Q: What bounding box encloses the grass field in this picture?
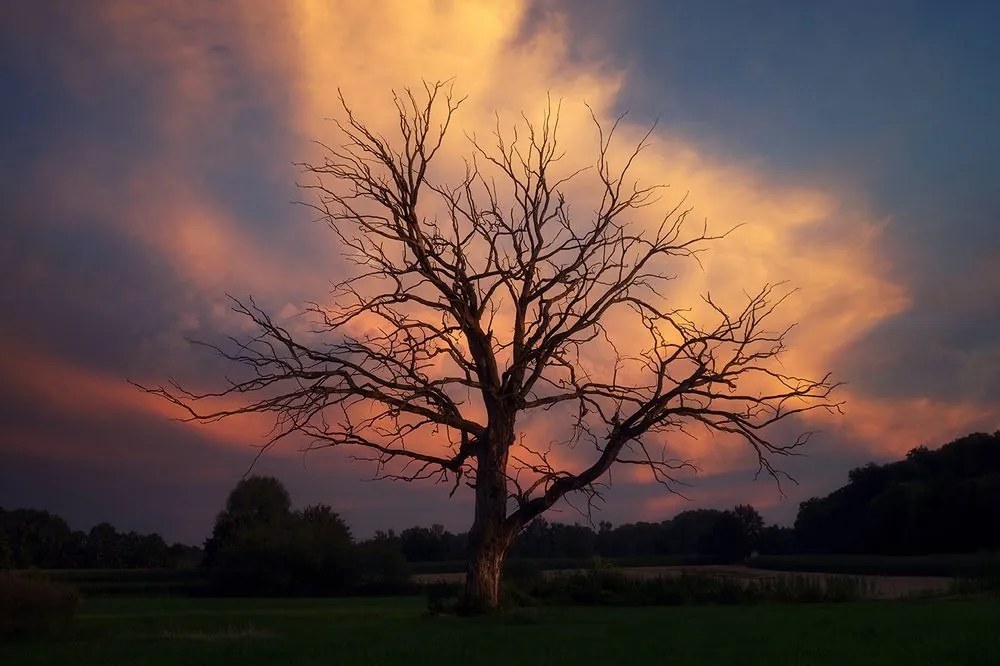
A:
[2,596,997,665]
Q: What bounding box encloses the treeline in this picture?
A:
[202,476,406,595]
[384,504,765,564]
[200,480,768,595]
[4,431,997,582]
[390,432,1000,561]
[795,431,1000,554]
[0,508,200,570]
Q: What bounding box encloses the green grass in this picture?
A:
[26,569,209,597]
[2,596,998,665]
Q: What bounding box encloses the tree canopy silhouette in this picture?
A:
[141,82,838,611]
[204,476,357,595]
[795,431,1000,554]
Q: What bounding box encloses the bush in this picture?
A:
[424,581,463,614]
[355,540,413,595]
[0,573,79,638]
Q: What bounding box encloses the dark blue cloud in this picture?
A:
[0,2,996,544]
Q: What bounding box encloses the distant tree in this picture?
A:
[85,522,123,568]
[699,510,747,562]
[733,504,764,552]
[660,509,727,555]
[0,532,12,569]
[204,476,295,594]
[399,524,458,562]
[166,543,203,569]
[698,505,763,561]
[0,509,77,568]
[204,476,292,565]
[756,525,797,555]
[142,82,839,610]
[286,504,355,592]
[356,531,410,591]
[205,477,360,594]
[122,532,170,568]
[595,520,614,556]
[594,520,648,558]
[794,431,1000,554]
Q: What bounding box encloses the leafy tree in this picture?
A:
[794,431,1000,554]
[356,531,410,591]
[205,477,359,594]
[756,525,797,555]
[85,523,123,568]
[204,476,295,594]
[143,83,838,611]
[733,504,764,552]
[122,532,170,568]
[699,511,747,562]
[286,504,355,593]
[0,509,76,568]
[697,505,763,562]
[0,533,12,569]
[660,509,727,555]
[510,519,596,559]
[399,524,461,562]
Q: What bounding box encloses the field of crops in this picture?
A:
[415,564,955,600]
[3,596,999,665]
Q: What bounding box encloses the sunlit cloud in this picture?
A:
[0,339,285,452]
[2,0,995,538]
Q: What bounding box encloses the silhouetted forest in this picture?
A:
[201,476,407,595]
[373,432,1000,562]
[0,508,200,570]
[379,504,764,565]
[794,431,1000,554]
[3,431,997,580]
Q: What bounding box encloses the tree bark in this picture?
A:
[464,527,509,612]
[463,420,514,612]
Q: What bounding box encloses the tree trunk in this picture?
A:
[463,421,514,613]
[464,529,509,612]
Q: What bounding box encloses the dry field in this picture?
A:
[414,564,954,599]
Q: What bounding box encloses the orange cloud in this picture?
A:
[0,340,285,453]
[21,0,987,488]
[813,391,998,458]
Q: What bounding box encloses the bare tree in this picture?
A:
[141,82,839,611]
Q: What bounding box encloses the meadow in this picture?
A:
[2,595,998,666]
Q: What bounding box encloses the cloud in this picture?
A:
[0,339,287,453]
[1,1,995,539]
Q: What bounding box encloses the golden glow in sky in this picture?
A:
[1,1,997,538]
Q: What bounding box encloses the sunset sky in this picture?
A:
[2,1,998,545]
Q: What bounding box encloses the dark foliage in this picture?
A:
[354,533,413,594]
[794,431,1000,554]
[398,524,466,562]
[0,572,79,638]
[0,508,197,570]
[204,476,358,595]
[204,476,412,596]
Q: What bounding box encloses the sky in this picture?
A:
[1,1,997,545]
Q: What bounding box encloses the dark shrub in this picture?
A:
[355,539,413,595]
[425,581,462,614]
[0,573,79,638]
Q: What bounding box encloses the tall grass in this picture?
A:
[425,562,877,612]
[0,572,79,638]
